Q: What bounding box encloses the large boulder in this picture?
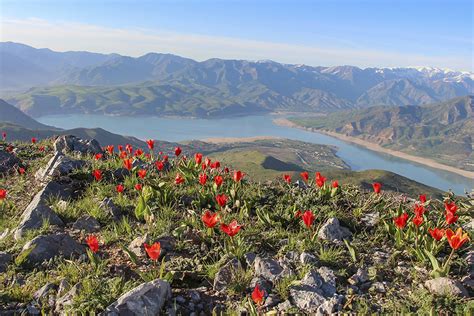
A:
[14,190,64,240]
[35,152,86,182]
[0,149,21,175]
[72,215,100,233]
[17,234,85,267]
[254,256,293,283]
[104,279,171,315]
[54,135,103,156]
[317,217,352,242]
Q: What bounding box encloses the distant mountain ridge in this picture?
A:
[1,42,472,117]
[290,96,474,171]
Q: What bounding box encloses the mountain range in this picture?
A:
[1,42,472,118]
[290,96,474,171]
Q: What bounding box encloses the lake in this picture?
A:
[37,114,473,194]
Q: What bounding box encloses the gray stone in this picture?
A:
[254,256,285,282]
[244,252,256,267]
[0,251,12,272]
[348,268,369,285]
[34,282,58,301]
[317,217,352,242]
[425,277,469,297]
[300,252,318,265]
[99,198,122,220]
[18,233,85,267]
[189,290,201,303]
[276,300,293,312]
[14,190,64,240]
[57,279,70,298]
[0,149,21,174]
[112,168,130,181]
[54,135,103,156]
[250,277,273,295]
[213,258,242,292]
[35,153,86,182]
[361,212,379,227]
[72,215,100,233]
[105,279,171,315]
[369,281,386,293]
[175,295,186,304]
[55,283,82,314]
[262,294,281,309]
[295,180,308,190]
[317,267,337,296]
[128,235,150,257]
[285,251,299,263]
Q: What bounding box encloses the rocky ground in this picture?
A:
[0,135,472,315]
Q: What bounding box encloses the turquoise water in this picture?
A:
[37,114,473,194]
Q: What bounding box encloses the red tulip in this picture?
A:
[0,189,6,200]
[332,180,339,188]
[94,153,103,160]
[144,242,161,261]
[86,235,99,253]
[202,210,220,228]
[205,157,211,167]
[393,213,408,229]
[162,155,169,162]
[216,194,227,208]
[283,174,291,184]
[92,169,102,181]
[116,184,124,193]
[445,211,458,224]
[444,202,457,214]
[155,161,164,171]
[220,220,242,237]
[194,153,203,165]
[106,145,114,155]
[413,204,425,217]
[214,175,223,187]
[233,170,244,182]
[201,163,207,171]
[251,284,265,305]
[175,173,185,185]
[210,161,221,169]
[428,228,445,241]
[18,167,25,175]
[31,137,37,144]
[120,151,128,159]
[123,158,133,171]
[294,210,302,218]
[39,146,45,152]
[137,169,147,179]
[134,149,144,157]
[174,147,182,157]
[419,194,427,204]
[315,172,326,188]
[199,173,208,186]
[301,210,315,228]
[446,228,469,250]
[146,139,155,150]
[126,144,133,154]
[2,132,6,140]
[118,145,123,152]
[135,184,142,191]
[300,171,309,183]
[412,215,423,227]
[145,153,151,160]
[372,182,381,194]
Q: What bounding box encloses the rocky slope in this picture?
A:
[0,134,472,315]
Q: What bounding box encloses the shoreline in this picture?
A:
[274,118,474,180]
[203,136,280,144]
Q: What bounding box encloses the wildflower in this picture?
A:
[419,194,427,203]
[126,144,133,154]
[18,167,25,175]
[332,180,339,188]
[137,169,147,179]
[444,202,457,214]
[106,145,114,155]
[301,210,315,228]
[214,175,223,187]
[294,210,302,218]
[205,157,211,167]
[39,146,45,152]
[251,284,265,305]
[199,173,207,185]
[202,210,219,228]
[372,182,382,194]
[412,215,423,227]
[6,145,13,153]
[300,171,309,182]
[174,147,182,157]
[123,158,133,171]
[1,132,6,140]
[92,169,102,181]
[86,235,99,253]
[216,194,227,208]
[194,153,203,164]
[210,161,221,169]
[120,151,128,159]
[144,242,161,261]
[116,184,124,193]
[233,170,244,182]
[220,220,242,237]
[446,228,470,250]
[135,184,142,191]
[175,173,185,185]
[31,137,37,144]
[315,172,326,187]
[428,228,445,241]
[0,189,7,200]
[283,174,291,184]
[445,211,458,225]
[393,213,409,229]
[154,161,163,171]
[134,149,144,157]
[162,155,169,162]
[146,139,155,150]
[118,145,123,152]
[413,204,425,217]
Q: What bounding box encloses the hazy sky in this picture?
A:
[1,0,472,71]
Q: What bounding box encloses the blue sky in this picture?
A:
[1,0,472,70]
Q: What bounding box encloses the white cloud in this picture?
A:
[1,17,471,71]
